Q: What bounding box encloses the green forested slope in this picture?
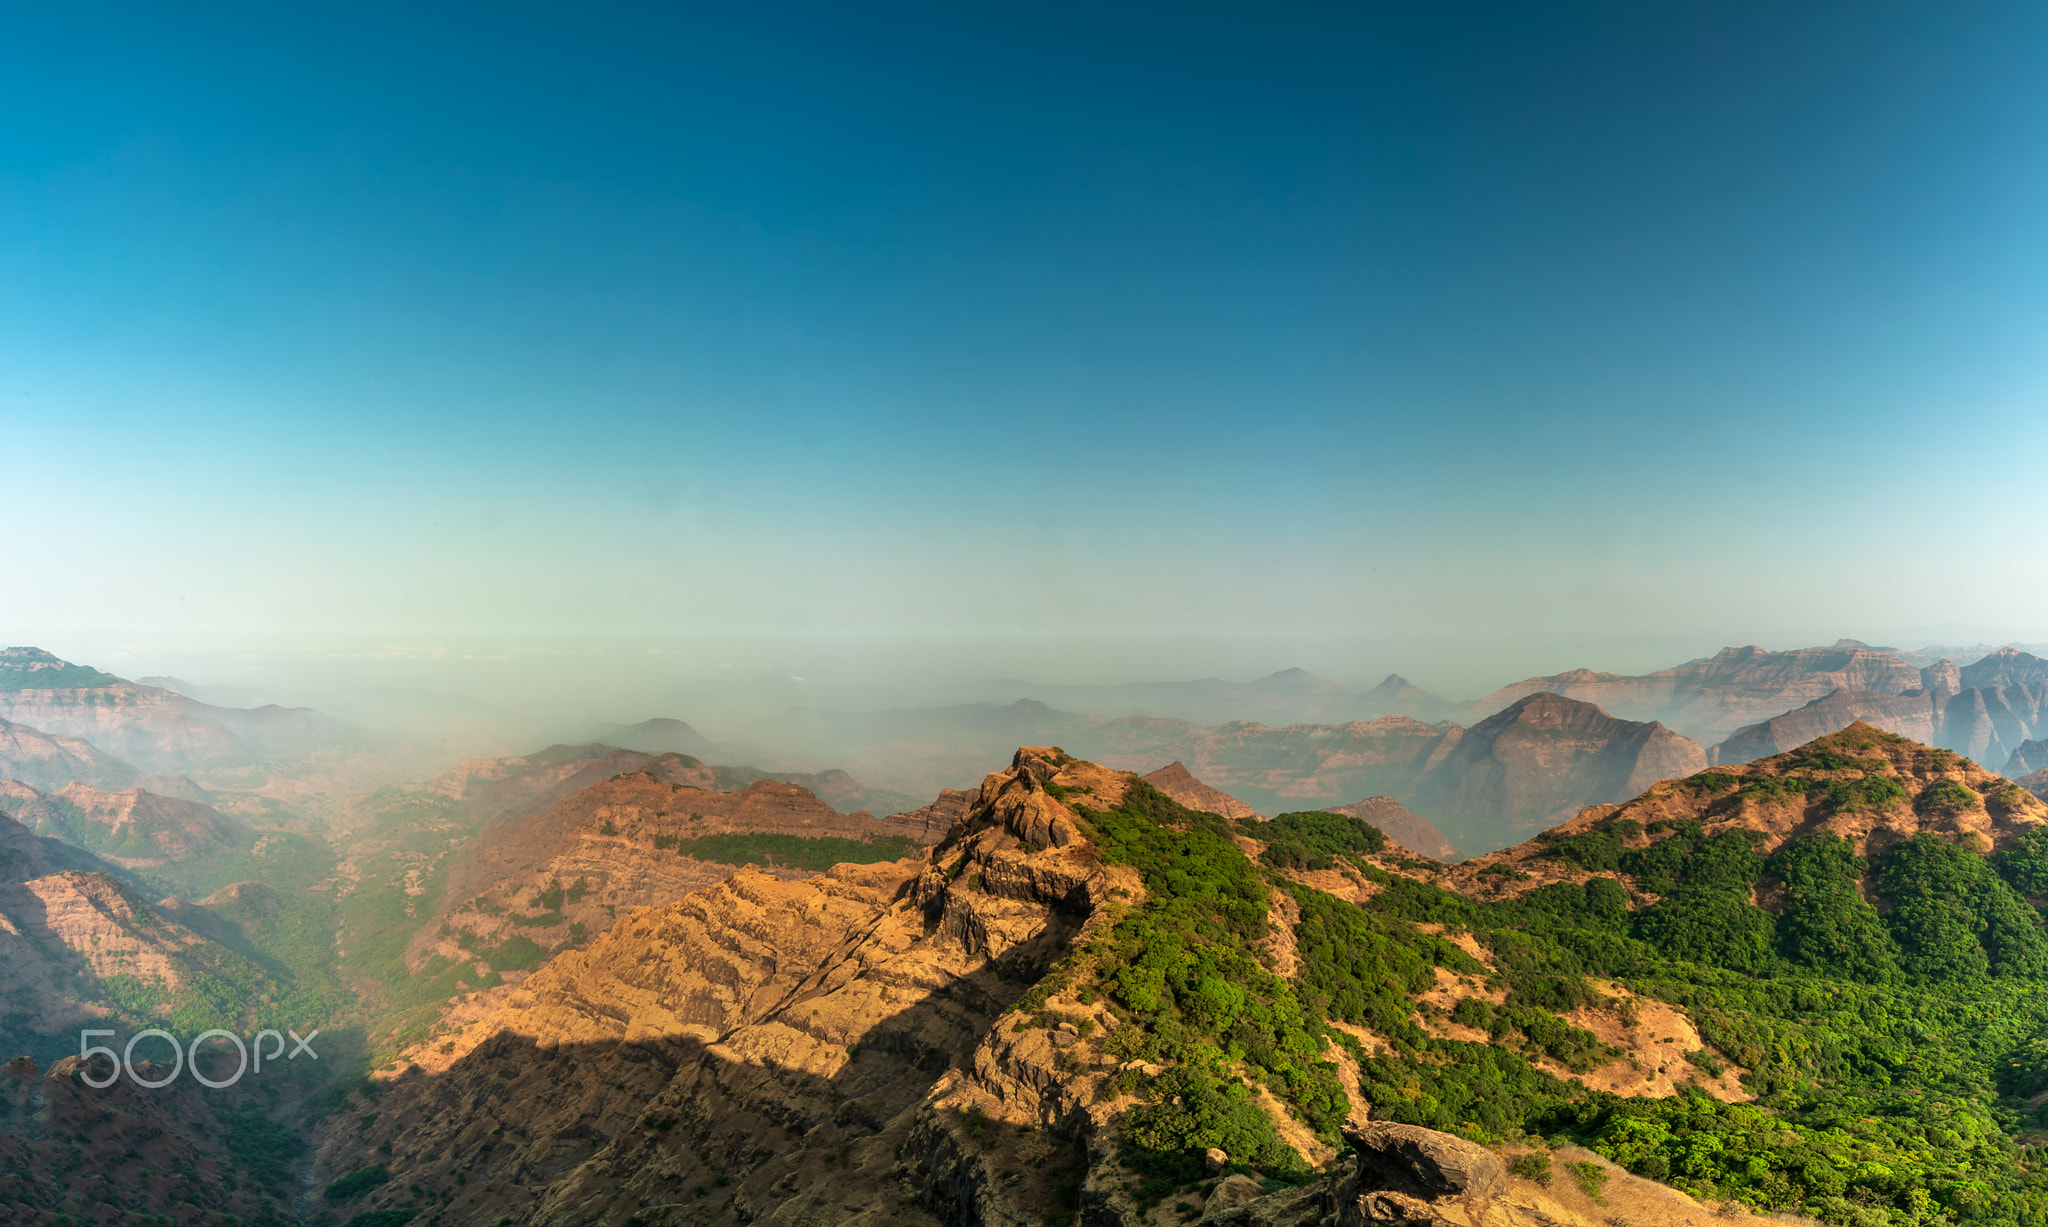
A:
[1032,726,2048,1227]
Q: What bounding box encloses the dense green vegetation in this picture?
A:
[1339,804,2048,1227]
[1239,809,1386,870]
[1050,759,2048,1226]
[1066,780,1335,1200]
[667,831,922,871]
[0,659,121,689]
[323,1163,390,1202]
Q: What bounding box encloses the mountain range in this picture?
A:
[290,727,2048,1227]
[18,627,2048,1227]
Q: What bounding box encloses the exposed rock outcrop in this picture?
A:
[411,756,945,972]
[1712,689,1940,764]
[313,746,1142,1227]
[1145,760,1261,820]
[1321,797,1457,861]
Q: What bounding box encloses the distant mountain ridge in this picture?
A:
[0,646,367,772]
[1077,693,1704,852]
[1709,649,2048,770]
[977,666,1461,725]
[1471,643,1938,744]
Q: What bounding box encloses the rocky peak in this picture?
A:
[1144,759,1261,821]
[2009,738,2048,779]
[1963,647,2048,691]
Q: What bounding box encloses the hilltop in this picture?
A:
[1456,720,2048,906]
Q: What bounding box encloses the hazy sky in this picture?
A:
[6,1,2048,698]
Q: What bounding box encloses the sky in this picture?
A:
[5,1,2048,709]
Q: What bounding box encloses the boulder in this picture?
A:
[1207,1172,1262,1208]
[1345,1123,1505,1200]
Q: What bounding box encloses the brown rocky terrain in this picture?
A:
[308,747,1761,1227]
[1451,721,2048,903]
[0,780,247,868]
[1143,760,1261,820]
[410,755,946,974]
[0,1048,310,1225]
[314,747,1135,1226]
[0,811,253,1032]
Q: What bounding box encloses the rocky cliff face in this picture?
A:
[1470,644,1932,745]
[1711,689,1941,764]
[0,811,255,1033]
[1405,694,1707,841]
[2010,739,2048,778]
[1708,658,2048,772]
[1939,680,2048,768]
[312,747,1138,1226]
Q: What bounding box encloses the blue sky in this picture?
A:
[5,1,2048,693]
